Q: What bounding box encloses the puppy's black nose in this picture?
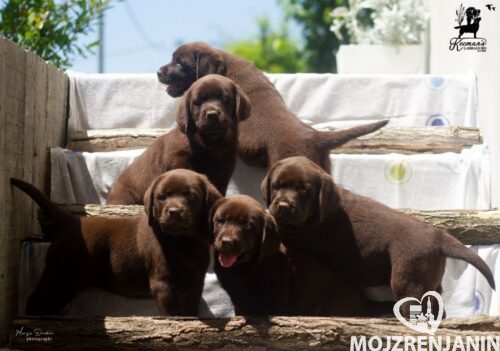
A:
[278,201,289,209]
[220,236,235,249]
[156,70,162,79]
[275,201,295,216]
[206,111,219,120]
[167,207,182,217]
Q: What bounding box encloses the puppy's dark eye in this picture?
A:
[298,186,308,195]
[272,183,280,191]
[192,99,201,107]
[157,193,167,202]
[215,217,225,225]
[221,95,230,103]
[184,191,195,200]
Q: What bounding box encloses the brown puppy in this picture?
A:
[261,156,496,315]
[157,42,387,171]
[11,169,221,316]
[107,74,250,204]
[211,195,369,316]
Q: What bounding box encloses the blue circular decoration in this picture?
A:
[426,115,450,126]
[473,289,484,314]
[425,76,448,91]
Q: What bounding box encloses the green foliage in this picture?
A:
[225,17,306,73]
[277,0,346,73]
[0,0,109,68]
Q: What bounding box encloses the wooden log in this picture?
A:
[402,209,500,245]
[10,316,500,350]
[331,126,481,154]
[68,128,167,152]
[68,127,482,154]
[58,205,500,245]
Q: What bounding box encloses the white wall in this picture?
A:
[429,1,500,207]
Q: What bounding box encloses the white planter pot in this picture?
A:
[337,44,426,74]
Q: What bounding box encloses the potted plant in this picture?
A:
[330,0,429,74]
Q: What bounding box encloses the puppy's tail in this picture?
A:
[315,120,388,150]
[10,178,72,240]
[440,230,496,290]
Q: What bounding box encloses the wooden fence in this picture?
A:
[0,37,68,344]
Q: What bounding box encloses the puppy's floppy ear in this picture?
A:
[204,178,222,210]
[143,177,162,227]
[318,174,340,222]
[234,83,251,121]
[176,89,195,135]
[260,211,281,260]
[260,162,279,207]
[197,51,226,77]
[260,174,271,208]
[208,198,224,244]
[200,174,222,222]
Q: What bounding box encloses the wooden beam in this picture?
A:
[59,205,500,245]
[68,127,482,154]
[68,128,167,152]
[331,126,481,154]
[10,316,500,350]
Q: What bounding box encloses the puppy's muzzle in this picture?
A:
[274,201,296,217]
[159,207,193,233]
[215,235,243,268]
[199,110,229,136]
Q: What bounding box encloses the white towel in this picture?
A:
[67,72,478,132]
[50,145,491,210]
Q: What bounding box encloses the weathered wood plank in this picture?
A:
[403,209,500,246]
[331,126,481,154]
[46,62,68,153]
[0,35,11,348]
[68,126,482,154]
[0,37,69,345]
[68,128,167,152]
[23,52,37,232]
[0,37,27,348]
[57,205,500,245]
[9,316,500,350]
[31,52,48,233]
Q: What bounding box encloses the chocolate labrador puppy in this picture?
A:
[107,74,250,204]
[157,42,387,170]
[261,156,496,315]
[211,195,370,316]
[11,169,221,316]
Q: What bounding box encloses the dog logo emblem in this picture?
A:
[450,4,487,52]
[393,291,444,335]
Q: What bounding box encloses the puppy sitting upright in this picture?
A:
[212,195,370,317]
[107,74,250,204]
[11,169,221,316]
[262,156,496,315]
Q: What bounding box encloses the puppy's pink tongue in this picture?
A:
[218,253,237,268]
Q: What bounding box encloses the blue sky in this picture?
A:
[71,0,284,73]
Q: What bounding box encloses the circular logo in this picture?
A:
[384,160,412,184]
[473,289,484,314]
[426,114,450,126]
[425,76,448,91]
